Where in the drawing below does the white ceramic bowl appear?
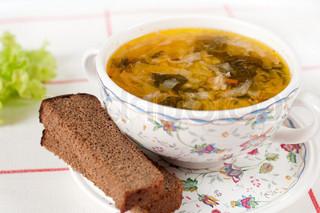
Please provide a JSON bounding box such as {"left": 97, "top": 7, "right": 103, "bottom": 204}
{"left": 84, "top": 16, "right": 319, "bottom": 169}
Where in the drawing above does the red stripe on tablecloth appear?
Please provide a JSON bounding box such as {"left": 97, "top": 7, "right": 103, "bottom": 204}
{"left": 0, "top": 13, "right": 104, "bottom": 25}
{"left": 45, "top": 78, "right": 89, "bottom": 84}
{"left": 302, "top": 65, "right": 320, "bottom": 71}
{"left": 104, "top": 10, "right": 112, "bottom": 36}
{"left": 309, "top": 189, "right": 320, "bottom": 212}
{"left": 0, "top": 167, "right": 69, "bottom": 175}
{"left": 224, "top": 4, "right": 235, "bottom": 17}
{"left": 0, "top": 8, "right": 232, "bottom": 25}
{"left": 112, "top": 7, "right": 221, "bottom": 15}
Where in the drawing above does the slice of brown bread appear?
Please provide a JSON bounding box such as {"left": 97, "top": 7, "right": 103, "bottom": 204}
{"left": 150, "top": 166, "right": 183, "bottom": 213}
{"left": 39, "top": 94, "right": 164, "bottom": 212}
{"left": 42, "top": 130, "right": 183, "bottom": 213}
{"left": 130, "top": 166, "right": 183, "bottom": 213}
{"left": 130, "top": 206, "right": 151, "bottom": 213}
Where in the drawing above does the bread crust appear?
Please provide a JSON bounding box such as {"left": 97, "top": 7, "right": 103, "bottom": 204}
{"left": 39, "top": 93, "right": 165, "bottom": 212}
{"left": 42, "top": 130, "right": 183, "bottom": 213}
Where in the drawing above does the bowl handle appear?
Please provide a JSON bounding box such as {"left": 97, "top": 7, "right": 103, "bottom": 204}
{"left": 83, "top": 50, "right": 100, "bottom": 84}
{"left": 272, "top": 93, "right": 320, "bottom": 144}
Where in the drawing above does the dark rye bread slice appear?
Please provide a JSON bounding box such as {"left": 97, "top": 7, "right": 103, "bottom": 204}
{"left": 39, "top": 94, "right": 164, "bottom": 212}
{"left": 150, "top": 166, "right": 183, "bottom": 213}
{"left": 42, "top": 130, "right": 183, "bottom": 213}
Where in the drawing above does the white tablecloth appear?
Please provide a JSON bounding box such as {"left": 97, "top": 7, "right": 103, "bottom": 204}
{"left": 0, "top": 0, "right": 319, "bottom": 212}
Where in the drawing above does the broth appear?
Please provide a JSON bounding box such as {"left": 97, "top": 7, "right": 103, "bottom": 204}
{"left": 107, "top": 28, "right": 290, "bottom": 110}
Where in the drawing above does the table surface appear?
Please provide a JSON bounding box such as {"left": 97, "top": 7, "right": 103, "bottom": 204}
{"left": 0, "top": 0, "right": 320, "bottom": 212}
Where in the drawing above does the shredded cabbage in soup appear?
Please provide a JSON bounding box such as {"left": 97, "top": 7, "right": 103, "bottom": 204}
{"left": 107, "top": 28, "right": 290, "bottom": 110}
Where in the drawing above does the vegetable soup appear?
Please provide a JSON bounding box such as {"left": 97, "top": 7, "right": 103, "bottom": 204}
{"left": 107, "top": 28, "right": 290, "bottom": 110}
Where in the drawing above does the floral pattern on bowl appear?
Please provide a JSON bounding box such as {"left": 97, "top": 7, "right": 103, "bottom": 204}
{"left": 101, "top": 85, "right": 298, "bottom": 168}
{"left": 151, "top": 141, "right": 305, "bottom": 213}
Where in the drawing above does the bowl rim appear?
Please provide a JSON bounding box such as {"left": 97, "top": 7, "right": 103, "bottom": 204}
{"left": 95, "top": 16, "right": 300, "bottom": 121}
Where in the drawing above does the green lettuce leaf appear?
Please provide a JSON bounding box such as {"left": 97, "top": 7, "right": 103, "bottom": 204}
{"left": 0, "top": 32, "right": 56, "bottom": 109}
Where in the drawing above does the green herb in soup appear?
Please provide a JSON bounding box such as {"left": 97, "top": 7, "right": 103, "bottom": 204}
{"left": 107, "top": 28, "right": 290, "bottom": 110}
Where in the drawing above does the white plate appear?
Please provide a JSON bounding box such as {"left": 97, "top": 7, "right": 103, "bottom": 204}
{"left": 70, "top": 117, "right": 320, "bottom": 213}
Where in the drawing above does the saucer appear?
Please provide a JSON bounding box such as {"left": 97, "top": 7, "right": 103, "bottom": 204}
{"left": 70, "top": 118, "right": 320, "bottom": 213}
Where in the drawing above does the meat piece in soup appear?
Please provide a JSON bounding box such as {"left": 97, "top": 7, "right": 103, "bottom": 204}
{"left": 107, "top": 28, "right": 290, "bottom": 110}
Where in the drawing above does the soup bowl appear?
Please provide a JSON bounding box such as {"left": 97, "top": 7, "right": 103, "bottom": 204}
{"left": 84, "top": 17, "right": 319, "bottom": 169}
